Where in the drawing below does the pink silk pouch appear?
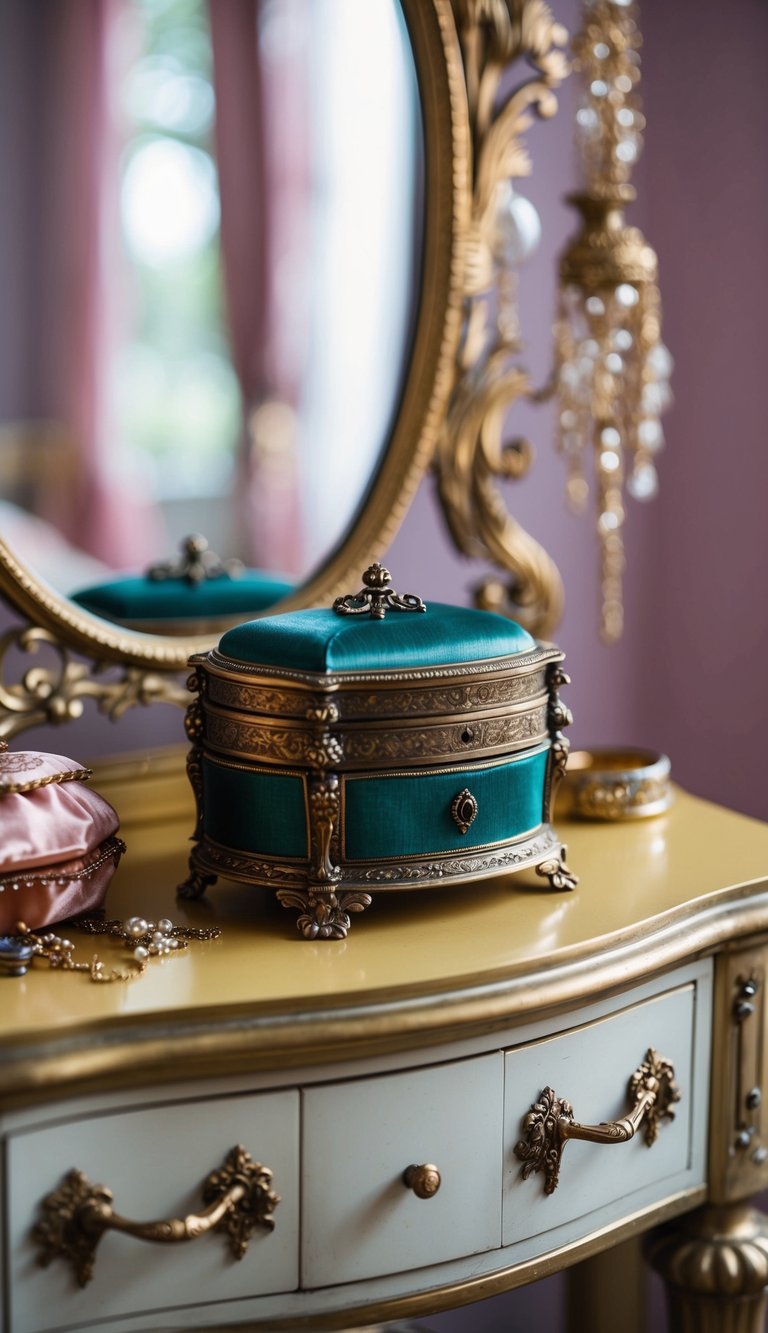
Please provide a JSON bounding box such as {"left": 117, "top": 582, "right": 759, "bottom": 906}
{"left": 0, "top": 750, "right": 124, "bottom": 934}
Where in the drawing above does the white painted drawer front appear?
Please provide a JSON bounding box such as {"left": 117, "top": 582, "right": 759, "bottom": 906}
{"left": 301, "top": 1053, "right": 503, "bottom": 1287}
{"left": 7, "top": 1089, "right": 299, "bottom": 1333}
{"left": 504, "top": 984, "right": 701, "bottom": 1246}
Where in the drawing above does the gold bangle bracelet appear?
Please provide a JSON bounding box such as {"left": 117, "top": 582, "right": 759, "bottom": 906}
{"left": 556, "top": 747, "right": 672, "bottom": 822}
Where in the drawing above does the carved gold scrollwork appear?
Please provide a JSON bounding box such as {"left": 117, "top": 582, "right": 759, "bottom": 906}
{"left": 543, "top": 662, "right": 572, "bottom": 824}
{"left": 184, "top": 672, "right": 206, "bottom": 842}
{"left": 0, "top": 623, "right": 188, "bottom": 741}
{"left": 308, "top": 776, "right": 342, "bottom": 886}
{"left": 646, "top": 1204, "right": 768, "bottom": 1333}
{"left": 435, "top": 0, "right": 568, "bottom": 638}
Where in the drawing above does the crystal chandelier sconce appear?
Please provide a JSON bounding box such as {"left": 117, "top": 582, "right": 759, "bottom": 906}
{"left": 554, "top": 0, "right": 672, "bottom": 642}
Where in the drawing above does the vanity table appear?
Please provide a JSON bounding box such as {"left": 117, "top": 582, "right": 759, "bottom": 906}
{"left": 2, "top": 767, "right": 768, "bottom": 1333}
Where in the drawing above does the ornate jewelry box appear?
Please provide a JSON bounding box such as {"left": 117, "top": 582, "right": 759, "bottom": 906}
{"left": 180, "top": 565, "right": 576, "bottom": 938}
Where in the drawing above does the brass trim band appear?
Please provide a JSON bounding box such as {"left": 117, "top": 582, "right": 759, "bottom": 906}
{"left": 200, "top": 645, "right": 562, "bottom": 693}
{"left": 200, "top": 699, "right": 550, "bottom": 771}
{"left": 188, "top": 822, "right": 562, "bottom": 893}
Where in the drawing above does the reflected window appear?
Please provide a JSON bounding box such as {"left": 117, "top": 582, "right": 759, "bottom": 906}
{"left": 109, "top": 0, "right": 240, "bottom": 512}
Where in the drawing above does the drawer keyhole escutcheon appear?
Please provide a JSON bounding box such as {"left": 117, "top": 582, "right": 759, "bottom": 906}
{"left": 403, "top": 1163, "right": 442, "bottom": 1198}
{"left": 451, "top": 788, "right": 478, "bottom": 835}
{"left": 514, "top": 1047, "right": 679, "bottom": 1196}
{"left": 31, "top": 1144, "right": 279, "bottom": 1288}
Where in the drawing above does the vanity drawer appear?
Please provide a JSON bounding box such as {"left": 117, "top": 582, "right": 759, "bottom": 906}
{"left": 301, "top": 1053, "right": 503, "bottom": 1287}
{"left": 7, "top": 1089, "right": 299, "bottom": 1333}
{"left": 504, "top": 983, "right": 702, "bottom": 1246}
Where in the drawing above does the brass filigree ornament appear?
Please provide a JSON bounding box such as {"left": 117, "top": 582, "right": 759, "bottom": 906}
{"left": 0, "top": 623, "right": 189, "bottom": 743}
{"left": 451, "top": 788, "right": 478, "bottom": 835}
{"left": 33, "top": 1145, "right": 278, "bottom": 1287}
{"left": 436, "top": 0, "right": 570, "bottom": 639}
{"left": 0, "top": 913, "right": 220, "bottom": 983}
{"left": 554, "top": 0, "right": 672, "bottom": 642}
{"left": 146, "top": 534, "right": 244, "bottom": 585}
{"left": 332, "top": 563, "right": 426, "bottom": 620}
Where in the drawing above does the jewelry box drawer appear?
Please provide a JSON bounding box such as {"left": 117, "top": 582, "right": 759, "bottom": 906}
{"left": 7, "top": 1089, "right": 299, "bottom": 1333}
{"left": 504, "top": 981, "right": 706, "bottom": 1247}
{"left": 301, "top": 1053, "right": 503, "bottom": 1287}
{"left": 341, "top": 748, "right": 550, "bottom": 861}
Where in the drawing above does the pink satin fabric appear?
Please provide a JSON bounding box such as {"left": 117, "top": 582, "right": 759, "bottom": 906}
{"left": 0, "top": 848, "right": 121, "bottom": 935}
{"left": 0, "top": 755, "right": 117, "bottom": 871}
{"left": 0, "top": 751, "right": 123, "bottom": 932}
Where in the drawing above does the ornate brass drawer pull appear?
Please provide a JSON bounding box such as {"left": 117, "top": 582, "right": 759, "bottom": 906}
{"left": 514, "top": 1048, "right": 679, "bottom": 1195}
{"left": 403, "top": 1163, "right": 442, "bottom": 1198}
{"left": 32, "top": 1144, "right": 279, "bottom": 1287}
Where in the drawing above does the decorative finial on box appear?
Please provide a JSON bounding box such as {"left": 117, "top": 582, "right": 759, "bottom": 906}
{"left": 332, "top": 563, "right": 427, "bottom": 620}
{"left": 146, "top": 535, "right": 245, "bottom": 586}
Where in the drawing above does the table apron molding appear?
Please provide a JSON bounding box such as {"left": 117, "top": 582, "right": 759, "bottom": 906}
{"left": 1, "top": 889, "right": 765, "bottom": 1111}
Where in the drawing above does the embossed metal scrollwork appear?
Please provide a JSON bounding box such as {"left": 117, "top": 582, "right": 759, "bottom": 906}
{"left": 333, "top": 563, "right": 426, "bottom": 620}
{"left": 32, "top": 1145, "right": 279, "bottom": 1288}
{"left": 435, "top": 0, "right": 570, "bottom": 638}
{"left": 0, "top": 623, "right": 188, "bottom": 741}
{"left": 514, "top": 1047, "right": 679, "bottom": 1194}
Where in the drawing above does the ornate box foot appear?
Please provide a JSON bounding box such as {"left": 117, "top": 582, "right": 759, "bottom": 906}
{"left": 535, "top": 846, "right": 578, "bottom": 892}
{"left": 276, "top": 889, "right": 373, "bottom": 940}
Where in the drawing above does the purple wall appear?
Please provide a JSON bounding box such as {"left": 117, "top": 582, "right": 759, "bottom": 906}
{"left": 395, "top": 0, "right": 768, "bottom": 826}
{"left": 634, "top": 0, "right": 768, "bottom": 821}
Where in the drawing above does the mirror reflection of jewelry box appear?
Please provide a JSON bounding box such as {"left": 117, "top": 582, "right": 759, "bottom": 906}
{"left": 180, "top": 565, "right": 577, "bottom": 939}
{"left": 72, "top": 536, "right": 296, "bottom": 636}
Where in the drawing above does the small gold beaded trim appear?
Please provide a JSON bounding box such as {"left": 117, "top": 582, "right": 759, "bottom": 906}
{"left": 0, "top": 766, "right": 93, "bottom": 797}
{"left": 0, "top": 836, "right": 125, "bottom": 893}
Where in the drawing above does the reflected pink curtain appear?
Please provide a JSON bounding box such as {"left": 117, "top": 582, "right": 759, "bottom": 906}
{"left": 24, "top": 0, "right": 160, "bottom": 567}
{"left": 209, "top": 0, "right": 308, "bottom": 575}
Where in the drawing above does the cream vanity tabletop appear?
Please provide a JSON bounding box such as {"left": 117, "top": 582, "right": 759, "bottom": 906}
{"left": 3, "top": 776, "right": 768, "bottom": 1333}
{"left": 2, "top": 785, "right": 768, "bottom": 1096}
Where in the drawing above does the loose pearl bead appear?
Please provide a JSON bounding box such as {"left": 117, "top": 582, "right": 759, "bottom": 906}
{"left": 133, "top": 946, "right": 149, "bottom": 962}
{"left": 158, "top": 919, "right": 173, "bottom": 933}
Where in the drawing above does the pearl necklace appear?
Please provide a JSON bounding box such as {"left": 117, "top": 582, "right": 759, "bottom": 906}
{"left": 1, "top": 916, "right": 221, "bottom": 982}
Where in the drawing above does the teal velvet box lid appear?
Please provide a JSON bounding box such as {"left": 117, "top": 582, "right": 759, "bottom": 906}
{"left": 72, "top": 535, "right": 295, "bottom": 633}
{"left": 217, "top": 601, "right": 536, "bottom": 676}
{"left": 180, "top": 564, "right": 577, "bottom": 938}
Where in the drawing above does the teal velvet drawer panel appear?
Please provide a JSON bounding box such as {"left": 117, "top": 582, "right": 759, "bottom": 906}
{"left": 341, "top": 746, "right": 549, "bottom": 861}
{"left": 201, "top": 756, "right": 309, "bottom": 859}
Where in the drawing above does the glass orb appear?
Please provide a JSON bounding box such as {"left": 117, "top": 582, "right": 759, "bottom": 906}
{"left": 493, "top": 182, "right": 542, "bottom": 266}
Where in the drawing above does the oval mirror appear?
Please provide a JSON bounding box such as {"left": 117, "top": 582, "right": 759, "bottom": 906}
{"left": 0, "top": 0, "right": 463, "bottom": 673}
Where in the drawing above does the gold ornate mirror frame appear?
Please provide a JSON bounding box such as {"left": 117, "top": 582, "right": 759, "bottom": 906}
{"left": 0, "top": 0, "right": 567, "bottom": 740}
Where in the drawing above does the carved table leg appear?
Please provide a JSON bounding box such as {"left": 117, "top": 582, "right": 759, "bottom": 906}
{"left": 645, "top": 1203, "right": 768, "bottom": 1333}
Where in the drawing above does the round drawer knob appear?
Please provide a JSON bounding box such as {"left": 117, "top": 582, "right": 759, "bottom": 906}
{"left": 403, "top": 1163, "right": 441, "bottom": 1198}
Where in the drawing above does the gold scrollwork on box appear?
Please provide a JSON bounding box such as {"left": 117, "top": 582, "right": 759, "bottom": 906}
{"left": 342, "top": 708, "right": 547, "bottom": 765}
{"left": 340, "top": 671, "right": 547, "bottom": 719}
{"left": 356, "top": 827, "right": 560, "bottom": 885}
